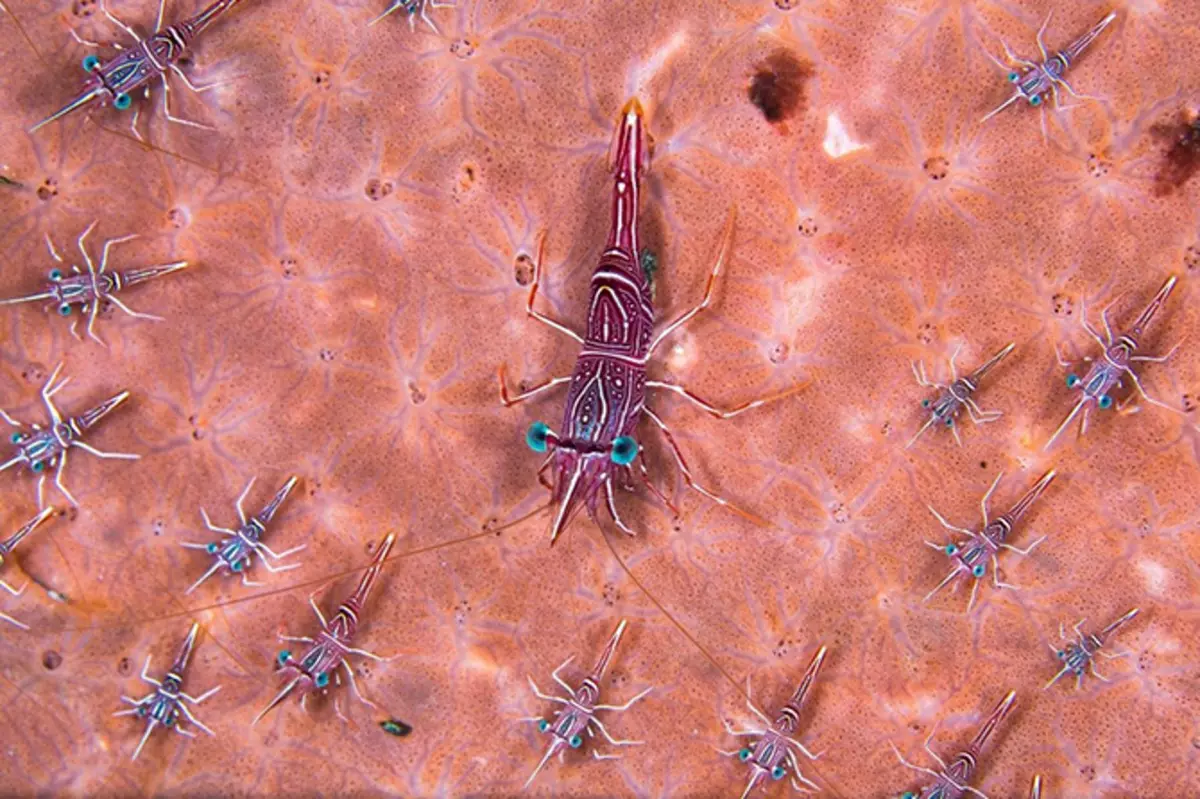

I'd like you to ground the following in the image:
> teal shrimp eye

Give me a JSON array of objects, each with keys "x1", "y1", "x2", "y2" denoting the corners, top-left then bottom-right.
[
  {"x1": 902, "y1": 793, "x2": 917, "y2": 799},
  {"x1": 738, "y1": 748, "x2": 752, "y2": 762},
  {"x1": 1029, "y1": 94, "x2": 1043, "y2": 106},
  {"x1": 569, "y1": 734, "x2": 582, "y2": 748},
  {"x1": 945, "y1": 544, "x2": 958, "y2": 556},
  {"x1": 205, "y1": 542, "x2": 218, "y2": 554},
  {"x1": 525, "y1": 421, "x2": 551, "y2": 453},
  {"x1": 921, "y1": 398, "x2": 930, "y2": 408},
  {"x1": 537, "y1": 719, "x2": 549, "y2": 732},
  {"x1": 1007, "y1": 71, "x2": 1019, "y2": 82},
  {"x1": 231, "y1": 560, "x2": 244, "y2": 572},
  {"x1": 31, "y1": 462, "x2": 45, "y2": 473},
  {"x1": 48, "y1": 269, "x2": 63, "y2": 281},
  {"x1": 9, "y1": 433, "x2": 21, "y2": 443},
  {"x1": 610, "y1": 436, "x2": 637, "y2": 465},
  {"x1": 1066, "y1": 374, "x2": 1080, "y2": 388},
  {"x1": 276, "y1": 649, "x2": 291, "y2": 666},
  {"x1": 1098, "y1": 395, "x2": 1113, "y2": 409},
  {"x1": 944, "y1": 416, "x2": 954, "y2": 426},
  {"x1": 114, "y1": 93, "x2": 132, "y2": 110},
  {"x1": 772, "y1": 766, "x2": 786, "y2": 780},
  {"x1": 1056, "y1": 650, "x2": 1067, "y2": 660},
  {"x1": 58, "y1": 304, "x2": 72, "y2": 316},
  {"x1": 315, "y1": 672, "x2": 330, "y2": 688},
  {"x1": 972, "y1": 564, "x2": 986, "y2": 578},
  {"x1": 82, "y1": 54, "x2": 100, "y2": 71}
]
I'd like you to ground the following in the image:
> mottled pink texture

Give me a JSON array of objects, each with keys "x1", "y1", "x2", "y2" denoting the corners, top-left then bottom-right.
[{"x1": 1, "y1": 0, "x2": 1199, "y2": 796}]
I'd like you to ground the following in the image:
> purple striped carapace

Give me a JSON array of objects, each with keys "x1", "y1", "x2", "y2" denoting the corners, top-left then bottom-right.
[
  {"x1": 522, "y1": 618, "x2": 652, "y2": 789},
  {"x1": 253, "y1": 533, "x2": 396, "y2": 725},
  {"x1": 499, "y1": 97, "x2": 803, "y2": 544},
  {"x1": 29, "y1": 0, "x2": 242, "y2": 137}
]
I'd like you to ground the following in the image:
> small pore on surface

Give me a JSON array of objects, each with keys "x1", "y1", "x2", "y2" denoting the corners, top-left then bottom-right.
[
  {"x1": 42, "y1": 650, "x2": 62, "y2": 670},
  {"x1": 747, "y1": 49, "x2": 812, "y2": 125},
  {"x1": 1150, "y1": 111, "x2": 1200, "y2": 196}
]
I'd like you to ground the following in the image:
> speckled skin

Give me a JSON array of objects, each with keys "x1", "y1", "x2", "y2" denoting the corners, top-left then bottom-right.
[{"x1": 0, "y1": 1, "x2": 1198, "y2": 796}]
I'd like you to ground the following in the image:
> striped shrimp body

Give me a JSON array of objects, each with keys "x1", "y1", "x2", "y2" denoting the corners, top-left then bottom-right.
[
  {"x1": 0, "y1": 221, "x2": 187, "y2": 346},
  {"x1": 1, "y1": 363, "x2": 138, "y2": 508},
  {"x1": 113, "y1": 623, "x2": 222, "y2": 761},
  {"x1": 892, "y1": 691, "x2": 1017, "y2": 799},
  {"x1": 924, "y1": 470, "x2": 1055, "y2": 611},
  {"x1": 253, "y1": 534, "x2": 396, "y2": 725},
  {"x1": 909, "y1": 342, "x2": 1014, "y2": 448},
  {"x1": 720, "y1": 646, "x2": 827, "y2": 798},
  {"x1": 522, "y1": 619, "x2": 652, "y2": 789},
  {"x1": 1046, "y1": 275, "x2": 1179, "y2": 450},
  {"x1": 500, "y1": 98, "x2": 805, "y2": 544},
  {"x1": 30, "y1": 0, "x2": 242, "y2": 137},
  {"x1": 1045, "y1": 608, "x2": 1140, "y2": 690},
  {"x1": 981, "y1": 11, "x2": 1117, "y2": 135}
]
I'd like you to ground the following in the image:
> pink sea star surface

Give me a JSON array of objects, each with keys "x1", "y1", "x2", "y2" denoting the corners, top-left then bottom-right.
[{"x1": 1, "y1": 0, "x2": 1198, "y2": 796}]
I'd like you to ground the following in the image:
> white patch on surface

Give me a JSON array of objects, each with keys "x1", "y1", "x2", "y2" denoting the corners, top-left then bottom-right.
[
  {"x1": 1137, "y1": 559, "x2": 1168, "y2": 596},
  {"x1": 626, "y1": 31, "x2": 688, "y2": 97},
  {"x1": 665, "y1": 330, "x2": 697, "y2": 372},
  {"x1": 823, "y1": 112, "x2": 866, "y2": 158}
]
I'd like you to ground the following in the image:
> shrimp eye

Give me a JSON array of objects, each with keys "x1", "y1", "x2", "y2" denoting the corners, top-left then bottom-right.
[
  {"x1": 114, "y1": 93, "x2": 132, "y2": 110},
  {"x1": 82, "y1": 54, "x2": 100, "y2": 71},
  {"x1": 902, "y1": 793, "x2": 917, "y2": 799},
  {"x1": 1056, "y1": 650, "x2": 1066, "y2": 660},
  {"x1": 610, "y1": 436, "x2": 638, "y2": 465},
  {"x1": 1066, "y1": 374, "x2": 1080, "y2": 388},
  {"x1": 9, "y1": 433, "x2": 21, "y2": 443},
  {"x1": 772, "y1": 766, "x2": 786, "y2": 780},
  {"x1": 276, "y1": 649, "x2": 291, "y2": 666},
  {"x1": 972, "y1": 564, "x2": 986, "y2": 578},
  {"x1": 537, "y1": 719, "x2": 549, "y2": 733},
  {"x1": 231, "y1": 560, "x2": 244, "y2": 572},
  {"x1": 945, "y1": 544, "x2": 958, "y2": 556},
  {"x1": 921, "y1": 399, "x2": 930, "y2": 408},
  {"x1": 48, "y1": 269, "x2": 63, "y2": 281},
  {"x1": 944, "y1": 417, "x2": 954, "y2": 426},
  {"x1": 31, "y1": 462, "x2": 45, "y2": 473},
  {"x1": 1029, "y1": 95, "x2": 1043, "y2": 106},
  {"x1": 738, "y1": 748, "x2": 752, "y2": 762},
  {"x1": 58, "y1": 304, "x2": 72, "y2": 316},
  {"x1": 1007, "y1": 71, "x2": 1019, "y2": 82},
  {"x1": 315, "y1": 672, "x2": 330, "y2": 688},
  {"x1": 569, "y1": 734, "x2": 582, "y2": 748},
  {"x1": 525, "y1": 421, "x2": 551, "y2": 453},
  {"x1": 1098, "y1": 395, "x2": 1113, "y2": 409},
  {"x1": 205, "y1": 542, "x2": 218, "y2": 554}
]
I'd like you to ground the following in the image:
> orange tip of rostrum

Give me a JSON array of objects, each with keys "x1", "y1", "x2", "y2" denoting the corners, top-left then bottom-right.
[{"x1": 620, "y1": 96, "x2": 644, "y2": 119}]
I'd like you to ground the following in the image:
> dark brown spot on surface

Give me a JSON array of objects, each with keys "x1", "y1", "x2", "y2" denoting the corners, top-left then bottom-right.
[
  {"x1": 166, "y1": 207, "x2": 188, "y2": 228},
  {"x1": 748, "y1": 49, "x2": 812, "y2": 125},
  {"x1": 313, "y1": 70, "x2": 331, "y2": 87},
  {"x1": 118, "y1": 656, "x2": 132, "y2": 676},
  {"x1": 1151, "y1": 112, "x2": 1200, "y2": 196},
  {"x1": 37, "y1": 178, "x2": 58, "y2": 202},
  {"x1": 1052, "y1": 293, "x2": 1074, "y2": 317},
  {"x1": 798, "y1": 217, "x2": 818, "y2": 237},
  {"x1": 916, "y1": 322, "x2": 936, "y2": 345},
  {"x1": 280, "y1": 257, "x2": 298, "y2": 279},
  {"x1": 71, "y1": 0, "x2": 95, "y2": 17},
  {"x1": 42, "y1": 650, "x2": 62, "y2": 670}
]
